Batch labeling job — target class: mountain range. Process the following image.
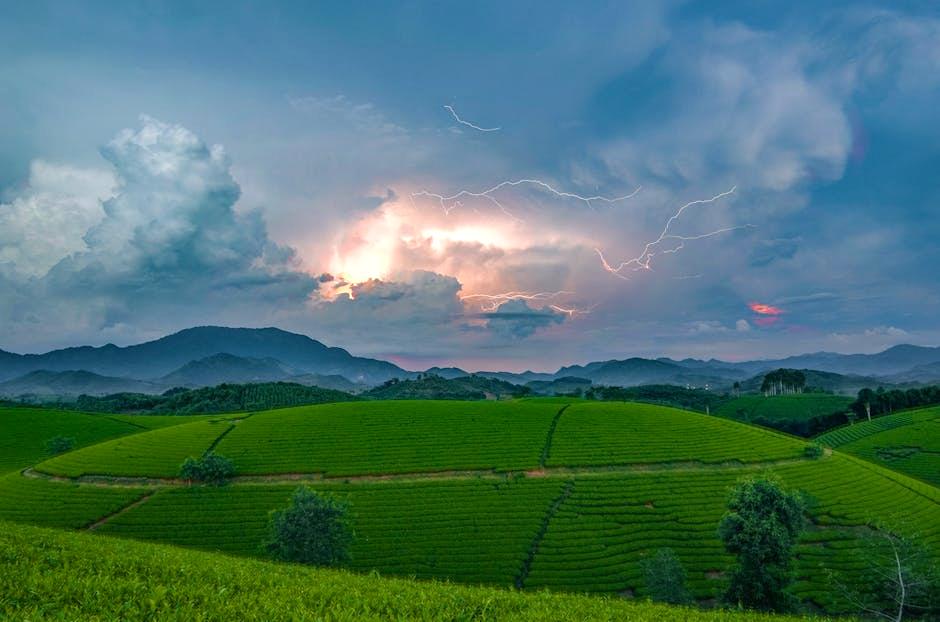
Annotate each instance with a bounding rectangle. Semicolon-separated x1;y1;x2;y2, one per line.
1;326;939;398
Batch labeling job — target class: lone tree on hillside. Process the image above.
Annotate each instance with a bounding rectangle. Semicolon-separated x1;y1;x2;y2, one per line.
761;369;806;396
264;486;353;566
829;525;939;621
718;476;805;612
640;547;693;605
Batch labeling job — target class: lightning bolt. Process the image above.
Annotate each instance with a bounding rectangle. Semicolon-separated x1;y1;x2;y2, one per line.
444;105;501;132
412;179;642;220
595;186;752;279
460;290;574;312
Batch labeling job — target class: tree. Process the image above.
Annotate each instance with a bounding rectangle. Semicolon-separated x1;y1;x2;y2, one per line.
732;381;741;398
44;436;75;455
760;369;806;396
179;452;235;485
640;548;693;605
264;486;353;566
718;476;805;612
830;525;939;621
856;388;875;421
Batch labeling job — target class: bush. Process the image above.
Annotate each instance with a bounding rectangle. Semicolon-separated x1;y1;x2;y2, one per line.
264;486;353;566
804;443;824;459
639;548;693;604
179;452;235;485
44;436;76;455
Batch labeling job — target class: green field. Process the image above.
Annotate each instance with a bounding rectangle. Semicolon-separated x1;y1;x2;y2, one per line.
713;394;852;424
817;406;940;485
0;473;150;529
0;521;821;622
216;401;561;476
1;398;937;616
0;407;141;474
98;478;564;584
35;416;241;478
546;402;807;466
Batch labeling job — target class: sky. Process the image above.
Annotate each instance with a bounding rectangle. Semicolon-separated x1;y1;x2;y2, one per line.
1;1;939;371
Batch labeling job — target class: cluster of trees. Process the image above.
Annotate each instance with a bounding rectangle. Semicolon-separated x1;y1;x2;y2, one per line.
760;369;806;396
74;382;355;414
364;374;528;400
752;410;849;438
851;385;940;421
584;384;726;413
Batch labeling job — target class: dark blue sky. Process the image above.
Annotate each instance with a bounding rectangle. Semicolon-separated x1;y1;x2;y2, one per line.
1;1;938;370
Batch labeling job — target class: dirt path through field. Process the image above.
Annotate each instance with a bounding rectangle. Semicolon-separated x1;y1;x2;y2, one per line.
22;454;821;489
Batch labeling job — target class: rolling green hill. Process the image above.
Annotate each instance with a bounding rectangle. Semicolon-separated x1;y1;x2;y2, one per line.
817;406;940;485
0;520;821;622
2;399;938;616
0;407;158;474
712;394;853;436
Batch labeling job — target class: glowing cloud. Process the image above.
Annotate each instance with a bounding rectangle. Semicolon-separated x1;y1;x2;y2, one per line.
748;302;783;316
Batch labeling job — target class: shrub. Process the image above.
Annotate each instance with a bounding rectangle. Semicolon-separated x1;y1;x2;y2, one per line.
264;486;353;566
718;476;805;612
44;436;76;455
639;548;693;605
804;443;824;459
179;452;235;485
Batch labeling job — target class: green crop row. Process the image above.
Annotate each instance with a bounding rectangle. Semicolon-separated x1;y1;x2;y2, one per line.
0;473;150;529
816;407;938;447
546;402;807;467
215;401;561;476
0;407;141;474
526;455;939;612
815;407;940;486
0;520;825;622
35;418;236;478
99;477;564;585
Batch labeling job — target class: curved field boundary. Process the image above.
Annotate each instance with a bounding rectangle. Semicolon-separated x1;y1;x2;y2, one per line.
516;479;573;588
21;454;824;488
816;406;939;447
539;405;569;468
87;492;154;531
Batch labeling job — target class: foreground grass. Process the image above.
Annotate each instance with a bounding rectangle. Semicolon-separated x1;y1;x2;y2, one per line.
0;521;827;622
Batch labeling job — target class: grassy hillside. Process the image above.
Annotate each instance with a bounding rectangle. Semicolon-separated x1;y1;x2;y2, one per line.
0;407;145;474
817;406;940;485
712;394;853;436
35;416;242;478
547;402;806;466
2;398;938;615
0;521;820;622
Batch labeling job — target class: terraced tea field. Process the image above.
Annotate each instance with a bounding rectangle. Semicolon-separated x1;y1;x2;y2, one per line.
546;402;806;466
713;394;853;424
0;407;140;474
1;398;937;616
0;521;821;622
98;478;565;584
817;406;940;485
35;416;242;478
215;401;561;475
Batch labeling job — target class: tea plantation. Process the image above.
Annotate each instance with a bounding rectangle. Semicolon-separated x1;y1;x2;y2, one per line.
817;405;940;485
0;520;825;622
1;399;937;617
